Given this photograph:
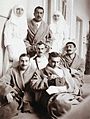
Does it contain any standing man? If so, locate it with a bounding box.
[62,40,85,95]
[0,53,34,116]
[25,6,54,57]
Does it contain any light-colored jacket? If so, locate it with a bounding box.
[24,19,54,53]
[63,54,85,87]
[0,65,34,104]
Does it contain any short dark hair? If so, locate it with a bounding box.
[48,52,60,60]
[34,6,44,13]
[36,41,46,47]
[66,42,76,48]
[19,53,30,60]
[37,41,45,46]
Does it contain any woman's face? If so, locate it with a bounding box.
[15,7,24,17]
[53,14,60,22]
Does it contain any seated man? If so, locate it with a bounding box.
[0,53,35,118]
[30,41,48,70]
[62,40,85,95]
[30,52,81,119]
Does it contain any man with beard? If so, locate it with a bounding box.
[24,6,54,57]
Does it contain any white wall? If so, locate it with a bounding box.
[68,0,89,59]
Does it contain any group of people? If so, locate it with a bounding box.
[0,4,85,119]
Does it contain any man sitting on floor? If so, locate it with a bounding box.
[0,53,35,119]
[30,41,48,70]
[30,52,82,119]
[62,40,85,95]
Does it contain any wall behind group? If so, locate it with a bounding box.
[71,0,89,59]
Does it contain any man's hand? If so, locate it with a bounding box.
[49,74,58,80]
[6,93,13,103]
[70,68,78,75]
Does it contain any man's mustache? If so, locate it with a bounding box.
[39,51,42,53]
[37,16,41,18]
[67,50,72,51]
[21,64,27,66]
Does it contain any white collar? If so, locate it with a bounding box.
[35,21,41,28]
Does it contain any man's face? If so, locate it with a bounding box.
[19,56,30,70]
[66,44,76,55]
[34,8,44,22]
[36,44,46,56]
[15,7,24,17]
[49,57,60,68]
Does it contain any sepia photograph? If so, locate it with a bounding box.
[0,0,90,119]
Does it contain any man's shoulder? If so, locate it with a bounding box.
[34,20,49,29]
[41,20,48,25]
[27,19,34,26]
[30,55,36,60]
[28,18,34,23]
[75,54,84,62]
[30,55,37,64]
[11,65,19,72]
[28,19,47,25]
[4,66,19,76]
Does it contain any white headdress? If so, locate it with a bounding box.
[53,10,64,20]
[9,4,28,30]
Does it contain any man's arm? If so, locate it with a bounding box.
[30,70,48,90]
[0,68,12,86]
[70,58,85,79]
[24,29,32,53]
[76,58,85,77]
[46,28,55,48]
[0,68,15,102]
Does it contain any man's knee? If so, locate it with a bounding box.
[47,94,71,119]
[0,100,18,119]
[55,96,71,112]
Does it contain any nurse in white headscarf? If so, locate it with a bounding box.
[49,11,69,53]
[3,4,28,74]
